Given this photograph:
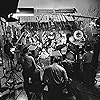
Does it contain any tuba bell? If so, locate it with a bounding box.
[73,30,83,40]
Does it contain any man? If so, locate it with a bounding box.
[17,46,40,100]
[91,17,100,86]
[82,45,93,86]
[84,19,96,47]
[4,39,14,60]
[43,56,69,100]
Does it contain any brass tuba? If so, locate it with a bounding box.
[73,30,83,40]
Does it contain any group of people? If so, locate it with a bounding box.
[17,45,69,100]
[2,17,100,100]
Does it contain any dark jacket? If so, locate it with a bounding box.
[43,63,68,86]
